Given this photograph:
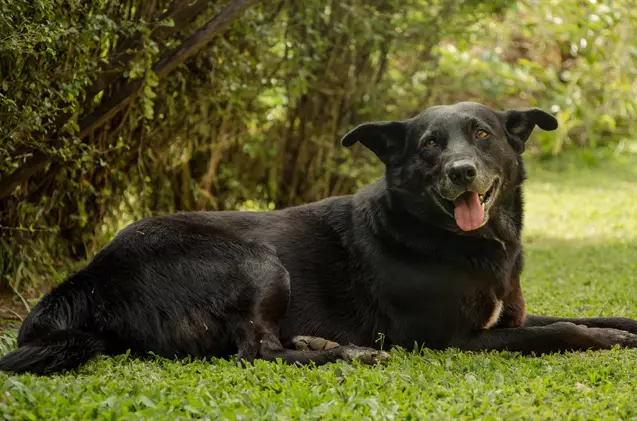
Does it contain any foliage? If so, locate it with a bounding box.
[432,0,637,155]
[0,0,636,293]
[2,159,637,419]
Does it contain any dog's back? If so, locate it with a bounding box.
[0,213,296,373]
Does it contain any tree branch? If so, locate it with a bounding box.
[0,0,261,200]
[0,151,50,200]
[86,0,211,98]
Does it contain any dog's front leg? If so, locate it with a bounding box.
[524,315,637,334]
[495,274,527,328]
[451,322,637,354]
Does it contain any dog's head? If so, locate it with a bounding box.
[342,102,558,233]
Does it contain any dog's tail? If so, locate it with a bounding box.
[0,329,106,375]
[0,276,106,375]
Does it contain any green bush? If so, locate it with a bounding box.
[430,0,637,156]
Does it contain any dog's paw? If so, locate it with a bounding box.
[583,326,637,348]
[338,345,390,365]
[559,322,637,349]
[292,336,340,351]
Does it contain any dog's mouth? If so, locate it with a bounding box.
[433,178,499,232]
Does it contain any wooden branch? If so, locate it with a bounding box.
[0,0,261,200]
[44,0,211,136]
[78,0,261,140]
[153,0,260,78]
[86,0,210,98]
[0,151,50,200]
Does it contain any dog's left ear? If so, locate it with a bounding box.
[341,120,407,164]
[498,108,558,153]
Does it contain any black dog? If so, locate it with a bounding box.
[3,101,637,375]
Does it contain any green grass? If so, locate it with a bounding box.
[2,152,637,420]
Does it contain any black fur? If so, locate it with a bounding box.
[3,101,637,375]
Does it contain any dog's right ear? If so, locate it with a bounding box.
[341,120,407,164]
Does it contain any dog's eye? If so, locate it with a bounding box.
[475,129,490,140]
[423,139,438,149]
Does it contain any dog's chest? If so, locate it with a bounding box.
[373,255,511,337]
[377,259,500,306]
[483,299,504,329]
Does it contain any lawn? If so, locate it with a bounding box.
[2,152,637,420]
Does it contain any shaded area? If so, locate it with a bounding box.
[524,238,637,319]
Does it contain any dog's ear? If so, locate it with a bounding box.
[341,120,407,164]
[498,108,558,153]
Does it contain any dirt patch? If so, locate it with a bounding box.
[0,287,50,334]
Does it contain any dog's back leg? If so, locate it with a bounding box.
[289,336,340,351]
[257,323,388,366]
[244,256,388,365]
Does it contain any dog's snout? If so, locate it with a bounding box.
[447,160,477,185]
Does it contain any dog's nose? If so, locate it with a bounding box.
[447,160,477,185]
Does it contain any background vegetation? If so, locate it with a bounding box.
[1,0,636,303]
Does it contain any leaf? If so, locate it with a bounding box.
[138,396,157,408]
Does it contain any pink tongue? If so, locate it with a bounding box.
[453,192,484,231]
